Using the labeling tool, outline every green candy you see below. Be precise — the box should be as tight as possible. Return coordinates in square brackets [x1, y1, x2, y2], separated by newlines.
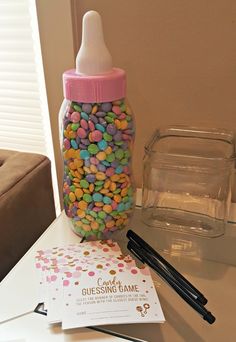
[120, 103, 126, 112]
[81, 218, 90, 224]
[126, 115, 132, 122]
[115, 149, 124, 160]
[73, 104, 82, 112]
[124, 150, 130, 159]
[103, 132, 113, 142]
[110, 210, 118, 217]
[115, 141, 124, 146]
[107, 111, 116, 118]
[95, 180, 104, 186]
[98, 223, 105, 232]
[98, 211, 106, 219]
[113, 188, 121, 194]
[106, 153, 115, 162]
[123, 196, 129, 203]
[95, 185, 103, 191]
[89, 211, 97, 218]
[105, 116, 114, 123]
[88, 144, 99, 155]
[71, 123, 80, 131]
[80, 179, 89, 188]
[120, 158, 128, 166]
[70, 185, 76, 192]
[83, 194, 92, 203]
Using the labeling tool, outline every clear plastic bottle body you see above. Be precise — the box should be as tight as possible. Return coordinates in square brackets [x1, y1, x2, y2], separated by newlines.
[59, 98, 135, 240]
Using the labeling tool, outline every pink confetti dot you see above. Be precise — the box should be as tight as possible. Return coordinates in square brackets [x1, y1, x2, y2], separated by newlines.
[51, 275, 57, 281]
[118, 263, 124, 268]
[131, 269, 138, 274]
[103, 248, 109, 252]
[63, 280, 70, 286]
[36, 263, 41, 269]
[76, 266, 82, 271]
[88, 271, 95, 277]
[65, 272, 72, 278]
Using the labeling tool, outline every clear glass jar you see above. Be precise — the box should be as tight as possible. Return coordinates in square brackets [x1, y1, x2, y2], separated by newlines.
[59, 98, 135, 240]
[142, 126, 236, 238]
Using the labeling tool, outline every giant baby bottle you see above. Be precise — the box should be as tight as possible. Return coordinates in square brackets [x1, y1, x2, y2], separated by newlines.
[60, 11, 135, 240]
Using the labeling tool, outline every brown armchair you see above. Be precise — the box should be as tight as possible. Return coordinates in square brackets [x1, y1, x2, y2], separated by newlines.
[0, 149, 56, 281]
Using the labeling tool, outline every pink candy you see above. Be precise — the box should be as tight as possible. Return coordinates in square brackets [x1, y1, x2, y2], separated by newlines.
[88, 120, 95, 131]
[105, 167, 115, 177]
[112, 105, 121, 115]
[77, 127, 87, 138]
[71, 111, 80, 122]
[64, 138, 70, 150]
[80, 118, 88, 129]
[91, 130, 103, 142]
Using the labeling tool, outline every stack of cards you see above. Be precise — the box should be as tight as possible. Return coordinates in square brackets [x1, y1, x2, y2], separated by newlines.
[35, 240, 165, 329]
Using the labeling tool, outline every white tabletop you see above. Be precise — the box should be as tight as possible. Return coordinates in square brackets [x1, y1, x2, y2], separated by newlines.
[1, 209, 236, 341]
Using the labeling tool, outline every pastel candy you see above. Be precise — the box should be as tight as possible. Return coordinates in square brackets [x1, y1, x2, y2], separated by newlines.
[62, 99, 135, 240]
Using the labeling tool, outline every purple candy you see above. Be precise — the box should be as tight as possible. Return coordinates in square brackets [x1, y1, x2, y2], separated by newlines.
[88, 202, 94, 210]
[63, 119, 70, 128]
[101, 102, 112, 112]
[79, 143, 87, 149]
[127, 122, 133, 129]
[111, 160, 119, 168]
[113, 131, 122, 141]
[97, 164, 106, 172]
[106, 124, 117, 135]
[96, 111, 106, 117]
[81, 138, 90, 145]
[86, 174, 96, 183]
[98, 117, 106, 125]
[82, 103, 92, 114]
[90, 114, 98, 123]
[84, 159, 91, 167]
[76, 136, 81, 144]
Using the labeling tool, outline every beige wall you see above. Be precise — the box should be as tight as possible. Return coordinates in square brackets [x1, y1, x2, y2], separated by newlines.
[36, 0, 75, 204]
[37, 0, 236, 194]
[72, 0, 236, 187]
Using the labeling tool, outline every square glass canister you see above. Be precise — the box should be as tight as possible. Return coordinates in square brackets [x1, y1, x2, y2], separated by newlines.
[142, 126, 236, 238]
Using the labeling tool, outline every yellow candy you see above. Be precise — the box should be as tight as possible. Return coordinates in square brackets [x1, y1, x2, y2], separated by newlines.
[67, 148, 76, 158]
[86, 215, 94, 222]
[121, 188, 128, 197]
[105, 146, 112, 155]
[89, 184, 94, 192]
[110, 174, 120, 182]
[83, 166, 91, 173]
[110, 182, 116, 191]
[73, 178, 80, 183]
[68, 131, 76, 139]
[100, 188, 109, 194]
[83, 188, 90, 194]
[115, 218, 124, 226]
[75, 150, 81, 159]
[78, 200, 88, 210]
[96, 151, 106, 161]
[95, 201, 103, 207]
[75, 158, 83, 168]
[104, 180, 111, 189]
[75, 188, 83, 199]
[78, 167, 84, 175]
[92, 105, 98, 114]
[91, 221, 99, 230]
[114, 119, 121, 129]
[120, 120, 128, 130]
[74, 171, 82, 179]
[69, 192, 76, 202]
[77, 209, 86, 218]
[68, 162, 76, 170]
[106, 220, 115, 228]
[114, 194, 122, 203]
[103, 204, 112, 213]
[106, 192, 113, 198]
[82, 224, 91, 232]
[90, 165, 98, 173]
[75, 220, 83, 227]
[70, 170, 76, 177]
[96, 172, 106, 180]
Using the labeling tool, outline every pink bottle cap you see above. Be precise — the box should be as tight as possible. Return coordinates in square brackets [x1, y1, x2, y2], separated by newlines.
[63, 67, 126, 103]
